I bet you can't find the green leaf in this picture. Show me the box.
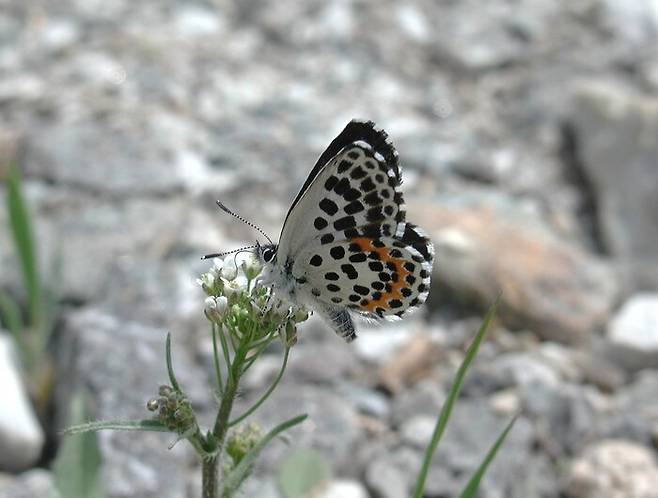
[229,347,290,427]
[221,414,307,496]
[63,418,169,436]
[411,299,500,498]
[53,392,106,498]
[165,332,181,392]
[0,290,27,363]
[278,448,331,498]
[459,415,518,498]
[6,165,41,328]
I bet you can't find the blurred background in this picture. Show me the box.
[1,0,658,497]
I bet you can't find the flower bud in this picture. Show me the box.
[205,296,229,323]
[221,260,238,281]
[240,253,262,280]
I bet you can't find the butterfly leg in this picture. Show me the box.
[317,304,356,342]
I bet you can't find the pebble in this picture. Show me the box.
[0,335,45,472]
[565,439,658,498]
[607,294,658,370]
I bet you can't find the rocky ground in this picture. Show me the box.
[1,0,658,497]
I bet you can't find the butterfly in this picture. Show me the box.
[240,119,435,342]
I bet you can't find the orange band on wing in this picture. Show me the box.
[348,237,410,313]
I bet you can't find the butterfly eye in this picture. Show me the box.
[262,248,275,262]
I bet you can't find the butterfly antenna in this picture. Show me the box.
[201,245,258,260]
[215,200,273,245]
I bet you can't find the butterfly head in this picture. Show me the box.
[255,241,278,265]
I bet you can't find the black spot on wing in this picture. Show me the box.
[353,285,370,295]
[320,233,334,244]
[314,217,328,230]
[344,200,365,215]
[363,191,381,206]
[350,166,368,180]
[334,177,350,195]
[341,264,358,279]
[324,176,338,191]
[360,177,376,192]
[344,188,361,202]
[337,160,352,173]
[334,216,356,231]
[319,198,338,216]
[366,206,385,223]
[330,246,345,259]
[349,252,367,263]
[399,223,432,261]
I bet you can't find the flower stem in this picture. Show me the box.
[202,457,218,498]
[203,346,244,498]
[229,347,289,427]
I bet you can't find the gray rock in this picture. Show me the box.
[400,415,436,449]
[241,383,362,473]
[607,294,658,370]
[569,82,658,290]
[55,309,204,498]
[390,379,445,427]
[286,340,359,385]
[429,0,560,70]
[521,381,606,455]
[412,192,618,343]
[352,320,423,365]
[364,447,420,498]
[491,351,562,389]
[604,370,658,445]
[602,0,658,45]
[429,399,535,481]
[0,334,45,472]
[0,469,55,498]
[564,439,658,498]
[338,384,391,420]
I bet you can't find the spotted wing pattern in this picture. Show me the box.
[276,120,434,341]
[276,122,405,261]
[295,223,433,320]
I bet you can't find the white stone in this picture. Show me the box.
[0,334,45,471]
[607,294,658,369]
[321,479,369,498]
[565,440,658,498]
[174,6,224,37]
[395,5,431,42]
[39,20,81,52]
[400,415,437,448]
[352,321,420,364]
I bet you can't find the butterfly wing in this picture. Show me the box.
[277,120,406,261]
[277,120,434,338]
[294,225,433,319]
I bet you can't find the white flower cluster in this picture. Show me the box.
[197,252,309,340]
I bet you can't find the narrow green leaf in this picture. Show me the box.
[229,347,290,427]
[165,332,181,392]
[40,244,64,347]
[411,299,500,498]
[63,419,169,436]
[53,393,106,498]
[220,414,307,495]
[459,415,517,498]
[6,165,41,328]
[0,290,27,363]
[278,448,331,498]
